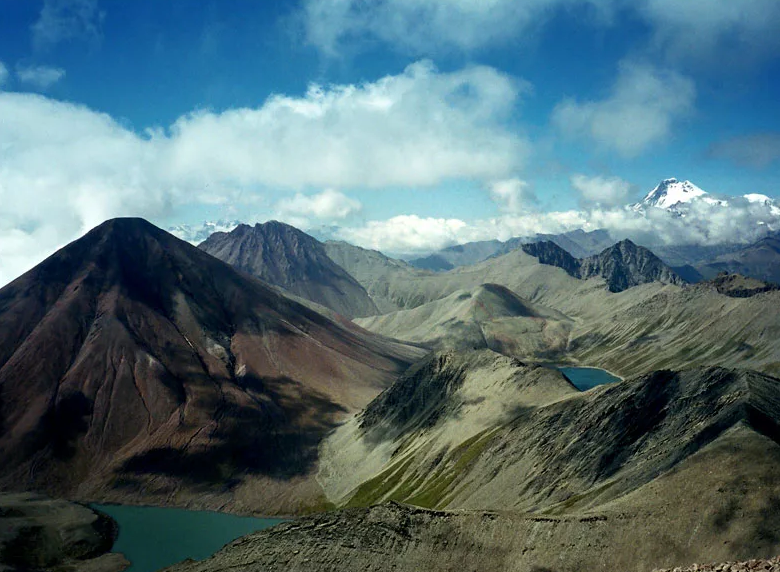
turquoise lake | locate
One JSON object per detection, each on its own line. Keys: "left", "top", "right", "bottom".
{"left": 558, "top": 366, "right": 621, "bottom": 391}
{"left": 93, "top": 504, "right": 284, "bottom": 572}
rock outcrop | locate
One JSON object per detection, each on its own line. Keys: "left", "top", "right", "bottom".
{"left": 0, "top": 492, "right": 127, "bottom": 572}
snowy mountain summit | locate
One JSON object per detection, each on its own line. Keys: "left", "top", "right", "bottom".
{"left": 640, "top": 178, "right": 709, "bottom": 209}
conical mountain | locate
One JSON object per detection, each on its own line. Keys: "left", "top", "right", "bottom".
{"left": 199, "top": 221, "right": 379, "bottom": 318}
{"left": 0, "top": 218, "right": 423, "bottom": 513}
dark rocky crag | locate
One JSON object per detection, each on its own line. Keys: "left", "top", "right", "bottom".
{"left": 199, "top": 221, "right": 379, "bottom": 318}
{"left": 0, "top": 492, "right": 127, "bottom": 572}
{"left": 522, "top": 239, "right": 684, "bottom": 292}
{"left": 0, "top": 218, "right": 422, "bottom": 514}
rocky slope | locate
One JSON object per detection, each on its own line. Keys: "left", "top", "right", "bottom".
{"left": 168, "top": 362, "right": 780, "bottom": 572}
{"left": 0, "top": 218, "right": 423, "bottom": 514}
{"left": 322, "top": 241, "right": 430, "bottom": 313}
{"left": 354, "top": 284, "right": 572, "bottom": 357}
{"left": 199, "top": 222, "right": 379, "bottom": 318}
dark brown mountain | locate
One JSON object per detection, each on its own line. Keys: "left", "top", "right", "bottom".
{"left": 0, "top": 218, "right": 423, "bottom": 514}
{"left": 522, "top": 239, "right": 684, "bottom": 292}
{"left": 199, "top": 221, "right": 379, "bottom": 318}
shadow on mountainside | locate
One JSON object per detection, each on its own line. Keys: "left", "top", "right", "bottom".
{"left": 118, "top": 374, "right": 348, "bottom": 485}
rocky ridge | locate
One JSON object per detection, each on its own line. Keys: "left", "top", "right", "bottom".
{"left": 522, "top": 239, "right": 685, "bottom": 292}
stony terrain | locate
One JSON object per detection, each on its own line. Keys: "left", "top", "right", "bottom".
{"left": 199, "top": 221, "right": 379, "bottom": 318}
{"left": 0, "top": 218, "right": 423, "bottom": 515}
{"left": 653, "top": 557, "right": 780, "bottom": 571}
{"left": 0, "top": 492, "right": 127, "bottom": 572}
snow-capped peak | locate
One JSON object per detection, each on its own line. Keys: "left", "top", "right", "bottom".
{"left": 641, "top": 178, "right": 708, "bottom": 209}
{"left": 744, "top": 193, "right": 773, "bottom": 205}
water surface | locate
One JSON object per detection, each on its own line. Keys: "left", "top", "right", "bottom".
{"left": 558, "top": 366, "right": 621, "bottom": 391}
{"left": 94, "top": 504, "right": 284, "bottom": 572}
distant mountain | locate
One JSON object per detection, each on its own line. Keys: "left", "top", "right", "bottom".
{"left": 168, "top": 219, "right": 241, "bottom": 244}
{"left": 697, "top": 235, "right": 780, "bottom": 284}
{"left": 199, "top": 222, "right": 379, "bottom": 318}
{"left": 407, "top": 230, "right": 614, "bottom": 272}
{"left": 521, "top": 239, "right": 684, "bottom": 292}
{"left": 635, "top": 178, "right": 714, "bottom": 210}
{"left": 507, "top": 228, "right": 615, "bottom": 259}
{"left": 634, "top": 177, "right": 779, "bottom": 217}
{"left": 0, "top": 218, "right": 422, "bottom": 513}
{"left": 408, "top": 240, "right": 502, "bottom": 271}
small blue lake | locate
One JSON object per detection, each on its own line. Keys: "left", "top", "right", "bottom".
{"left": 558, "top": 366, "right": 621, "bottom": 391}
{"left": 93, "top": 504, "right": 284, "bottom": 572}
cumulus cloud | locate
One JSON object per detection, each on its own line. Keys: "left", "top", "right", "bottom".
{"left": 552, "top": 61, "right": 695, "bottom": 157}
{"left": 16, "top": 65, "right": 66, "bottom": 89}
{"left": 0, "top": 61, "right": 529, "bottom": 285}
{"left": 334, "top": 196, "right": 780, "bottom": 256}
{"left": 571, "top": 174, "right": 632, "bottom": 206}
{"left": 275, "top": 189, "right": 362, "bottom": 228}
{"left": 166, "top": 60, "right": 528, "bottom": 189}
{"left": 32, "top": 0, "right": 104, "bottom": 50}
{"left": 709, "top": 133, "right": 780, "bottom": 168}
{"left": 0, "top": 62, "right": 8, "bottom": 87}
{"left": 336, "top": 215, "right": 474, "bottom": 254}
{"left": 489, "top": 178, "right": 537, "bottom": 214}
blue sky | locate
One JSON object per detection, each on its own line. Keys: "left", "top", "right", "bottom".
{"left": 1, "top": 0, "right": 779, "bottom": 281}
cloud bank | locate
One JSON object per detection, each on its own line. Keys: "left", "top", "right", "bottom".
{"left": 0, "top": 61, "right": 530, "bottom": 285}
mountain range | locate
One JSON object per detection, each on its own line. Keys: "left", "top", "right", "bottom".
{"left": 3, "top": 212, "right": 780, "bottom": 571}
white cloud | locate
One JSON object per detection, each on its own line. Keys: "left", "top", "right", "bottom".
{"left": 32, "top": 0, "right": 104, "bottom": 50}
{"left": 552, "top": 61, "right": 695, "bottom": 157}
{"left": 166, "top": 60, "right": 529, "bottom": 189}
{"left": 275, "top": 189, "right": 362, "bottom": 227}
{"left": 16, "top": 65, "right": 66, "bottom": 89}
{"left": 0, "top": 62, "right": 8, "bottom": 88}
{"left": 571, "top": 174, "right": 632, "bottom": 206}
{"left": 489, "top": 178, "right": 537, "bottom": 214}
{"left": 337, "top": 215, "right": 473, "bottom": 254}
{"left": 0, "top": 61, "right": 530, "bottom": 285}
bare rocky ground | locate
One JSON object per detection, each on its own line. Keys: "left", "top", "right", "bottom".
{"left": 653, "top": 556, "right": 780, "bottom": 571}
{"left": 0, "top": 492, "right": 127, "bottom": 572}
